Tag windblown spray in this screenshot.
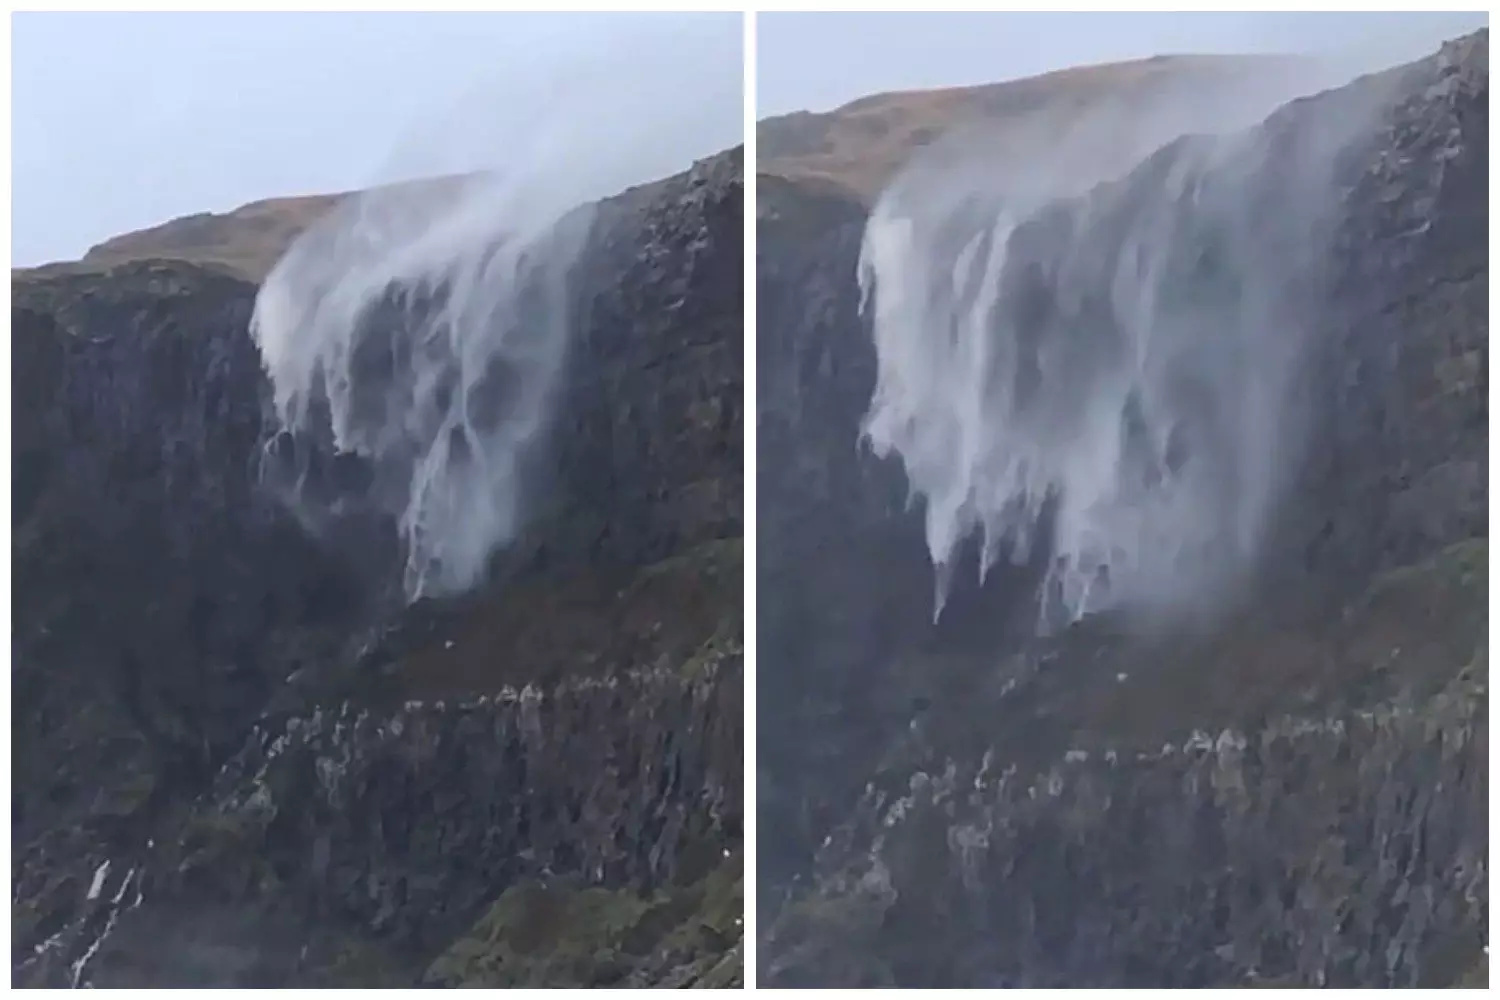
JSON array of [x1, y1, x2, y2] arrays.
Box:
[[251, 16, 741, 600], [858, 61, 1393, 629]]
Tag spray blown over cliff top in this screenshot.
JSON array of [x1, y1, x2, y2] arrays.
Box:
[[858, 50, 1415, 629], [251, 17, 741, 600]]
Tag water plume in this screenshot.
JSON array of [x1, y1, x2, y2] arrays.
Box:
[[251, 15, 741, 600], [858, 58, 1399, 629]]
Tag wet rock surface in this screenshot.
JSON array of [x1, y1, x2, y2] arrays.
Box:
[[13, 152, 743, 986], [756, 33, 1488, 986]]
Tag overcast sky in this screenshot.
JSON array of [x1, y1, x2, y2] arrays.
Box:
[[15, 13, 1488, 267], [13, 12, 741, 266], [757, 12, 1489, 116]]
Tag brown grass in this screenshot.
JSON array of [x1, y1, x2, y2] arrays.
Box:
[[15, 170, 488, 284], [758, 53, 1307, 202], [73, 193, 347, 280]]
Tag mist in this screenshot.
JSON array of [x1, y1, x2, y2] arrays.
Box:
[[251, 14, 742, 600], [858, 48, 1413, 629]]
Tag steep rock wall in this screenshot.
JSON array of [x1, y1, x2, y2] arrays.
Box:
[[18, 664, 742, 986]]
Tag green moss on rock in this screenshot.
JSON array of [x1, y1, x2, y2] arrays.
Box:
[[423, 856, 743, 988]]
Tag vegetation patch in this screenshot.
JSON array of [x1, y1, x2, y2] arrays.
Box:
[[422, 855, 743, 988]]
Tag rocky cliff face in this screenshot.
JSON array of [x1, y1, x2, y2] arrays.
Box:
[[757, 33, 1487, 987], [13, 150, 744, 987], [530, 152, 744, 575]]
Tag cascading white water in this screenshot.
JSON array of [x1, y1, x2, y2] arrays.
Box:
[[859, 61, 1393, 628], [250, 16, 741, 601], [253, 175, 591, 600]]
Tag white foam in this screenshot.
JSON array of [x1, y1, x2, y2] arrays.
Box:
[[85, 860, 110, 902]]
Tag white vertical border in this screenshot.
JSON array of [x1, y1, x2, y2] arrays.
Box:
[[1, 9, 13, 962], [740, 6, 759, 989]]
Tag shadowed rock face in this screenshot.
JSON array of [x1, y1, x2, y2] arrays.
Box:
[[530, 151, 744, 574], [757, 32, 1487, 987], [18, 665, 742, 987], [12, 151, 744, 987], [12, 264, 376, 850]]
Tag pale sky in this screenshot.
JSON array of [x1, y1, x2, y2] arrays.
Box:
[[12, 12, 741, 266], [757, 12, 1489, 116], [14, 13, 1488, 267]]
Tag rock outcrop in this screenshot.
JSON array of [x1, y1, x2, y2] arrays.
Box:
[[763, 542, 1487, 988], [13, 150, 744, 986], [757, 33, 1487, 987]]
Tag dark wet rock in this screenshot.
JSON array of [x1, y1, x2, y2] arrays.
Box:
[[756, 32, 1488, 986]]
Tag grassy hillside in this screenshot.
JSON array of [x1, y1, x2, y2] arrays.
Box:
[[758, 53, 1307, 201]]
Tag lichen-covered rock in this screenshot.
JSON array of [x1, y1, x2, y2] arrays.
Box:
[[422, 854, 743, 988], [763, 540, 1487, 987], [766, 666, 1485, 988], [14, 660, 741, 988]]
